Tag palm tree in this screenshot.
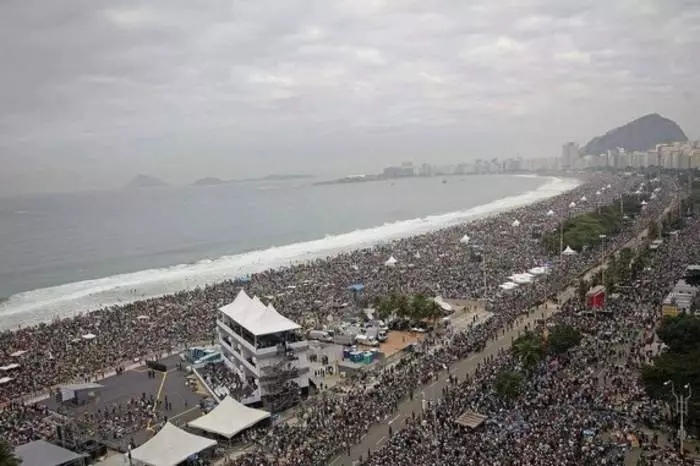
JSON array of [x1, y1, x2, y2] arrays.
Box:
[[410, 294, 430, 320], [0, 440, 21, 466], [374, 296, 393, 322], [494, 369, 523, 400], [513, 332, 544, 371], [391, 294, 411, 319]]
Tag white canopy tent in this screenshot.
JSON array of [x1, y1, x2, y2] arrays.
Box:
[[188, 397, 270, 439], [641, 200, 648, 205], [568, 202, 576, 208], [512, 274, 533, 285], [580, 196, 587, 202], [130, 422, 216, 466], [433, 296, 453, 312], [384, 256, 398, 267], [219, 290, 300, 336], [81, 333, 96, 340], [546, 210, 555, 216], [528, 267, 547, 276], [459, 234, 470, 244], [511, 220, 521, 227], [499, 282, 518, 290], [562, 245, 577, 256]]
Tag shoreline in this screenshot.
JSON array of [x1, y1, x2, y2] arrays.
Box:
[[0, 175, 580, 331]]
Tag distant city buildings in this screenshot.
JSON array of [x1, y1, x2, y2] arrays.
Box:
[[369, 139, 699, 182], [570, 140, 700, 171], [561, 142, 579, 170]]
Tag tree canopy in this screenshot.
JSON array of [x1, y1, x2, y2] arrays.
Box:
[[546, 324, 582, 355], [494, 369, 523, 401], [0, 440, 21, 466], [641, 314, 700, 430], [373, 293, 443, 323]]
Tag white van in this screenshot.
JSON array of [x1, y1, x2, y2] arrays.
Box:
[[355, 334, 379, 347]]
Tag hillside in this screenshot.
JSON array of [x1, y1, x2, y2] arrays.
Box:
[[125, 174, 168, 189], [583, 113, 687, 155], [192, 177, 227, 186]]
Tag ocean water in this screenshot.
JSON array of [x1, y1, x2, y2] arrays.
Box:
[[0, 174, 578, 329]]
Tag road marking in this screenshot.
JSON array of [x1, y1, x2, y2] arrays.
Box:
[[376, 436, 386, 445], [388, 414, 401, 425], [169, 405, 199, 421], [153, 372, 168, 413]]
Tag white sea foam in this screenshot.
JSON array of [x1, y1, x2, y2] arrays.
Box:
[[0, 176, 580, 330]]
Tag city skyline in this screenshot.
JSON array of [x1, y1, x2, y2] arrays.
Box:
[[1, 0, 699, 195]]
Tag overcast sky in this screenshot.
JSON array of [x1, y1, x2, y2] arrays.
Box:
[[0, 0, 698, 195]]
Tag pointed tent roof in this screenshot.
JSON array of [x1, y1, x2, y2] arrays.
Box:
[[511, 219, 521, 227], [130, 422, 217, 466], [580, 196, 587, 202], [385, 256, 398, 266], [569, 202, 576, 208], [546, 209, 555, 216], [14, 440, 88, 466], [188, 396, 270, 439], [219, 290, 300, 336], [459, 234, 470, 244], [563, 245, 577, 256]]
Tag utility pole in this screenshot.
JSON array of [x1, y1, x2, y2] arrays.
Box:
[[666, 381, 692, 455], [620, 196, 624, 218]]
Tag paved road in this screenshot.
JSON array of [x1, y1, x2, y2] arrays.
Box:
[[330, 200, 675, 466], [329, 301, 560, 466]]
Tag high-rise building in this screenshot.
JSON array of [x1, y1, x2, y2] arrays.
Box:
[[561, 142, 579, 170]]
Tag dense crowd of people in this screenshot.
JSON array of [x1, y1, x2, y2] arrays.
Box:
[[357, 217, 700, 466], [0, 172, 679, 458], [199, 362, 257, 400], [226, 176, 680, 466]]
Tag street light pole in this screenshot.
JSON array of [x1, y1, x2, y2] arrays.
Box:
[[665, 381, 692, 455], [599, 234, 607, 285]]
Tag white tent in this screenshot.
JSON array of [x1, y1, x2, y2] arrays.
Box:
[[580, 196, 587, 202], [606, 184, 611, 189], [511, 219, 521, 227], [130, 422, 216, 466], [10, 350, 27, 357], [459, 234, 470, 244], [562, 245, 577, 256], [569, 202, 576, 208], [188, 397, 270, 439], [546, 210, 555, 216], [81, 333, 96, 340], [219, 290, 301, 336], [641, 200, 648, 205], [512, 274, 533, 285], [499, 282, 518, 290], [414, 252, 421, 259], [595, 190, 601, 196], [433, 296, 452, 312], [385, 256, 398, 267], [528, 267, 546, 276]]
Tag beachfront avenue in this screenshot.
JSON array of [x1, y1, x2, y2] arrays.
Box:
[[0, 172, 688, 465]]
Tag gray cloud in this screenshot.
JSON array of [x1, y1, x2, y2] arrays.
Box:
[[0, 0, 698, 194]]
